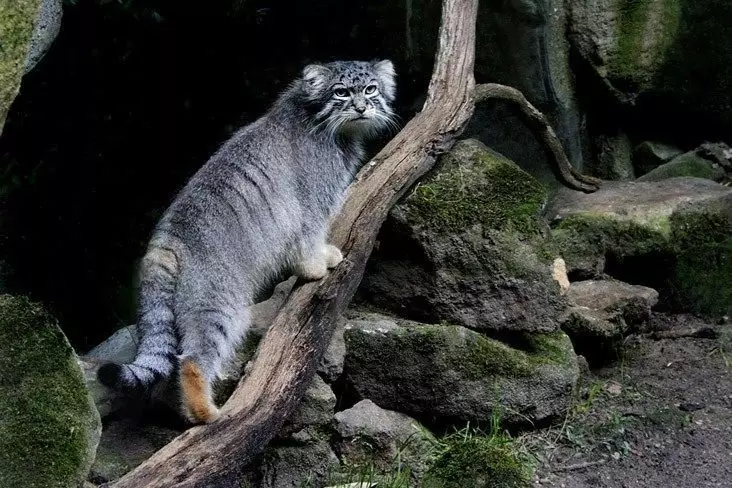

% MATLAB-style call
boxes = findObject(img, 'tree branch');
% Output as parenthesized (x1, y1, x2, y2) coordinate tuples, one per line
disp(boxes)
(474, 83, 601, 193)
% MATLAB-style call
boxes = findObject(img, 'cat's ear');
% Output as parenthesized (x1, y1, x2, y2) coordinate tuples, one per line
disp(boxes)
(302, 64, 331, 98)
(372, 59, 396, 102)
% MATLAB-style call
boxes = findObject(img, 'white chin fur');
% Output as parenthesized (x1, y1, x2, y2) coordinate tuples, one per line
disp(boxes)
(342, 118, 378, 131)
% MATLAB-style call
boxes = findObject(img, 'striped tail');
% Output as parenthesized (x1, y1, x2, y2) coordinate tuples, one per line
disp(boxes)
(98, 246, 180, 393)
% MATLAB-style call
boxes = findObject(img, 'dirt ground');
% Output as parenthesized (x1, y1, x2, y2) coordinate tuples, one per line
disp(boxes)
(528, 313, 732, 488)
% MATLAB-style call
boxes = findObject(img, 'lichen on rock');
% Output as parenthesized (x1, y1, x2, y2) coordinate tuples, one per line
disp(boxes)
(0, 294, 101, 488)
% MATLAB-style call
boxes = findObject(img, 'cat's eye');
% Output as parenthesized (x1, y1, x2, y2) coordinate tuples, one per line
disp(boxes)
(333, 88, 349, 97)
(364, 85, 378, 95)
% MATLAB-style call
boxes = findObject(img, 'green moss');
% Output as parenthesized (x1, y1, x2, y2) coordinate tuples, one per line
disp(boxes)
(524, 330, 578, 368)
(347, 323, 575, 383)
(613, 0, 681, 88)
(459, 330, 575, 380)
(0, 294, 100, 487)
(548, 213, 671, 271)
(403, 143, 547, 236)
(639, 152, 724, 182)
(669, 209, 732, 317)
(0, 0, 41, 132)
(424, 432, 532, 488)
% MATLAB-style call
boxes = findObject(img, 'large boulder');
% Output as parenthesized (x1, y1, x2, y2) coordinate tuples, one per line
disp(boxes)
(568, 0, 732, 133)
(547, 177, 732, 317)
(342, 312, 579, 427)
(358, 138, 567, 334)
(0, 295, 102, 487)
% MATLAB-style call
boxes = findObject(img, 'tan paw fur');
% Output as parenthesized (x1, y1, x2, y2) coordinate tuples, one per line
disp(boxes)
(179, 358, 220, 424)
(295, 258, 328, 281)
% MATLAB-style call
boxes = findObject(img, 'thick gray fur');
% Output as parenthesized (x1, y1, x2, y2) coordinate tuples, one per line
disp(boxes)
(98, 60, 397, 400)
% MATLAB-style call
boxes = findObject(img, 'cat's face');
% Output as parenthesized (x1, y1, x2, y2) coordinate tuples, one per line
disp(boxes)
(301, 60, 397, 138)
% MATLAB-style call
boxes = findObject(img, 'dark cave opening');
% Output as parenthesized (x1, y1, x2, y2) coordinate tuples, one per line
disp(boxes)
(0, 0, 432, 350)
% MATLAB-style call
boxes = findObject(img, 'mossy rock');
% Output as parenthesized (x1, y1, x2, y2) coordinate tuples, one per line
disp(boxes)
(638, 151, 726, 182)
(342, 312, 579, 428)
(612, 0, 682, 90)
(0, 0, 41, 135)
(633, 140, 684, 176)
(359, 139, 566, 333)
(0, 294, 101, 487)
(570, 0, 732, 131)
(547, 212, 671, 277)
(669, 194, 732, 317)
(403, 138, 547, 236)
(569, 0, 681, 93)
(546, 178, 732, 317)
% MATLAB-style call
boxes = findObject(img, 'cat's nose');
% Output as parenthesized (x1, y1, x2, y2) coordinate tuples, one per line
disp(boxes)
(354, 105, 366, 114)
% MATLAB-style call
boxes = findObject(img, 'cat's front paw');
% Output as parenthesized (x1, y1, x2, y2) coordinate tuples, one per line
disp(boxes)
(323, 244, 343, 268)
(295, 258, 328, 281)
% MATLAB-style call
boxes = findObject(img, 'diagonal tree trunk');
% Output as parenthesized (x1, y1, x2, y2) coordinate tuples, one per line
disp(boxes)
(107, 0, 598, 486)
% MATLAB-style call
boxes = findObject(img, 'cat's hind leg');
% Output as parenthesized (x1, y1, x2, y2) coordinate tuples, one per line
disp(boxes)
(177, 307, 249, 424)
(179, 357, 219, 423)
